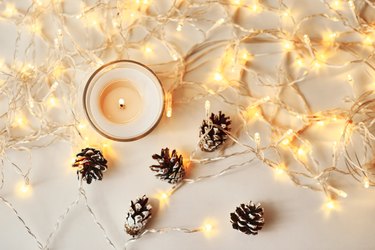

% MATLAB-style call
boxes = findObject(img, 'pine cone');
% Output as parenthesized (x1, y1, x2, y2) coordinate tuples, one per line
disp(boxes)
(72, 148, 108, 184)
(150, 148, 185, 184)
(230, 201, 264, 235)
(199, 111, 231, 152)
(124, 195, 152, 237)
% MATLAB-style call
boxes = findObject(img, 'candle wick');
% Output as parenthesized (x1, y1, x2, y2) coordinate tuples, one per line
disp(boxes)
(119, 98, 126, 109)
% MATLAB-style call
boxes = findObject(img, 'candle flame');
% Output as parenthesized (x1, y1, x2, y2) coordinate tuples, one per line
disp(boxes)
(119, 98, 125, 109)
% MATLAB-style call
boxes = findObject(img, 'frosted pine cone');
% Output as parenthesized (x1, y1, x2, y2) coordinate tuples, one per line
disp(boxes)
(199, 111, 231, 152)
(230, 201, 264, 235)
(72, 148, 107, 184)
(150, 148, 185, 184)
(124, 195, 152, 237)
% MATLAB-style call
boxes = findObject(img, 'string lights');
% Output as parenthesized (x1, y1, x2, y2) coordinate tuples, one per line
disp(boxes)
(0, 0, 374, 248)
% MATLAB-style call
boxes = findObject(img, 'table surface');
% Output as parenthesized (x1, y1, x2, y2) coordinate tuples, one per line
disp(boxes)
(1, 0, 375, 250)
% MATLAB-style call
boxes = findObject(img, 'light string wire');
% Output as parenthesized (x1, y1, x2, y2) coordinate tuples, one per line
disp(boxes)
(124, 227, 201, 250)
(0, 0, 374, 249)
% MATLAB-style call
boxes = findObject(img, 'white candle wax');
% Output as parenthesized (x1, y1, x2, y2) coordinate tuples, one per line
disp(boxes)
(99, 80, 143, 124)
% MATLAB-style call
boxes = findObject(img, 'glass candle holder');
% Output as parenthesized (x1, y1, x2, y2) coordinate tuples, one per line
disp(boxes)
(83, 60, 164, 141)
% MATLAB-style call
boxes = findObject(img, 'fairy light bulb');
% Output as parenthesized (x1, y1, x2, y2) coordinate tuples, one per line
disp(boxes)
(20, 183, 30, 193)
(176, 23, 183, 32)
(332, 0, 341, 9)
(363, 35, 374, 46)
(281, 138, 290, 146)
(214, 72, 223, 81)
(4, 3, 17, 17)
(348, 0, 354, 9)
(17, 179, 31, 197)
(15, 114, 26, 127)
(160, 192, 168, 200)
(78, 123, 86, 130)
(283, 40, 294, 51)
(313, 61, 322, 70)
(254, 132, 261, 147)
(282, 10, 290, 17)
(166, 92, 173, 118)
(274, 164, 285, 175)
(328, 186, 347, 198)
(30, 21, 42, 35)
(48, 96, 57, 107)
(317, 120, 325, 126)
(202, 223, 213, 232)
(144, 46, 152, 54)
(297, 147, 304, 155)
(231, 0, 243, 7)
(363, 177, 370, 189)
(205, 100, 211, 118)
(249, 2, 261, 13)
(296, 58, 304, 67)
(325, 199, 335, 210)
(323, 32, 337, 46)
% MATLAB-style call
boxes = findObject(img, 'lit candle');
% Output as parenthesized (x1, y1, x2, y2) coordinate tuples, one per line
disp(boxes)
(83, 60, 164, 141)
(99, 80, 142, 123)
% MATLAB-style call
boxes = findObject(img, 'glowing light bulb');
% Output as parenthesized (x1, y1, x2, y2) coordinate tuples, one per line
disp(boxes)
(250, 3, 261, 13)
(317, 121, 325, 126)
(30, 21, 42, 34)
(313, 61, 321, 69)
(274, 165, 285, 175)
(53, 64, 65, 78)
(176, 23, 183, 32)
(4, 3, 17, 17)
(283, 40, 294, 51)
(363, 35, 374, 46)
(48, 96, 57, 107)
(160, 192, 168, 200)
(281, 138, 290, 146)
(296, 58, 304, 67)
(325, 200, 335, 210)
(328, 186, 347, 198)
(214, 72, 223, 81)
(282, 10, 290, 17)
(21, 183, 30, 193)
(332, 0, 341, 9)
(330, 32, 337, 38)
(78, 123, 86, 130)
(241, 51, 251, 61)
(348, 0, 354, 8)
(254, 132, 261, 145)
(15, 115, 26, 127)
(166, 92, 173, 118)
(16, 180, 32, 197)
(297, 147, 306, 156)
(202, 223, 213, 232)
(144, 46, 152, 54)
(363, 177, 370, 189)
